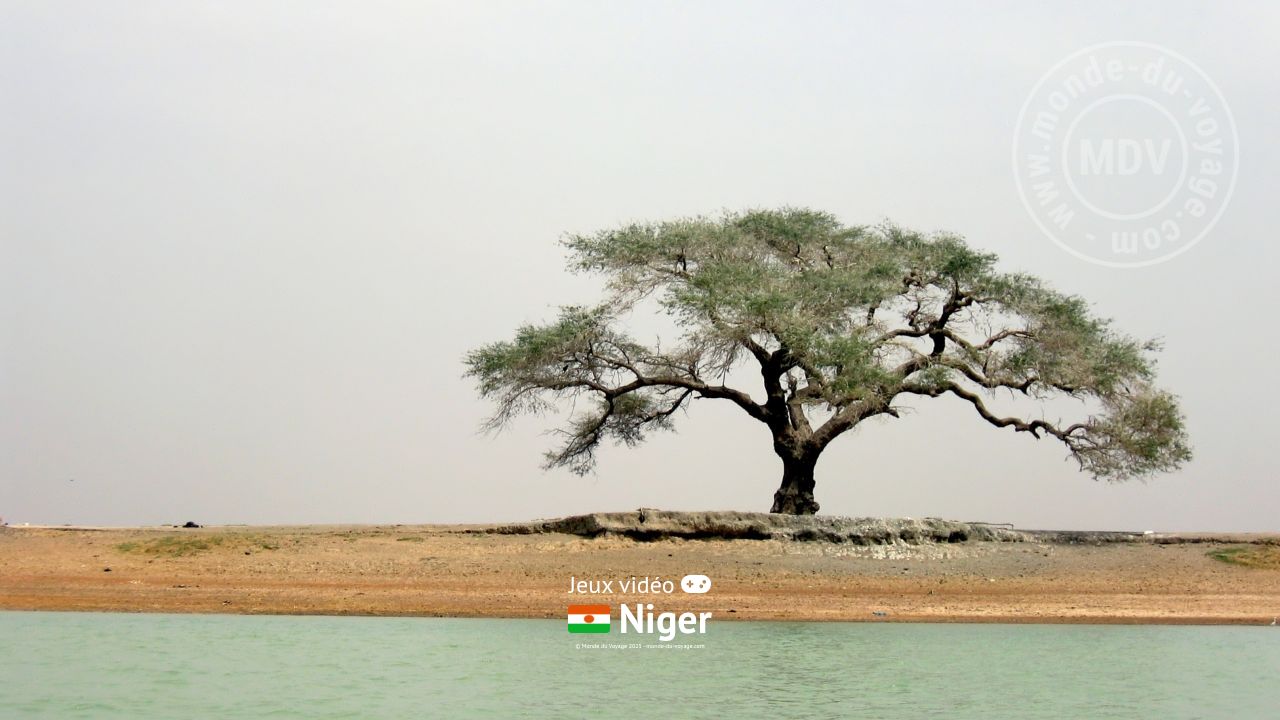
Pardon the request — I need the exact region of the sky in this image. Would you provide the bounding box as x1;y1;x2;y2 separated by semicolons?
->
3;1;1278;530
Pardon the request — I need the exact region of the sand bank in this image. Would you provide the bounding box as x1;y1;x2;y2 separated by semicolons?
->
1;522;1277;624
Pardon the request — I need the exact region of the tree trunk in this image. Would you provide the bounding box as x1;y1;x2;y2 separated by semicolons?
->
770;453;820;515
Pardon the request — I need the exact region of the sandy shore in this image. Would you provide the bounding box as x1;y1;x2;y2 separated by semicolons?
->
2;524;1278;624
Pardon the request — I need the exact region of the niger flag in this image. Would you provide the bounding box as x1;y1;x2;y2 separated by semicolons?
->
567;605;610;633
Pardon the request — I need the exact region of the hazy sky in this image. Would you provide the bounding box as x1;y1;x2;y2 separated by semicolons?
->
3;1;1278;530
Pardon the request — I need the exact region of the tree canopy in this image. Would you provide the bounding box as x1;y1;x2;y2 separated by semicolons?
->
465;208;1191;514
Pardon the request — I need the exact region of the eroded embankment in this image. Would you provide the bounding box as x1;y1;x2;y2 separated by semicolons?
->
487;510;1279;547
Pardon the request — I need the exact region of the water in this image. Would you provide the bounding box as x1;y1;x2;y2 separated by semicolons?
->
2;612;1277;719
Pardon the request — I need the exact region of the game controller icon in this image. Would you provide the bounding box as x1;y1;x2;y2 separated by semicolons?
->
680;574;712;594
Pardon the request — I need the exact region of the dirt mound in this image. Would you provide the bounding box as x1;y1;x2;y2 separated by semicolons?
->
486;509;1030;544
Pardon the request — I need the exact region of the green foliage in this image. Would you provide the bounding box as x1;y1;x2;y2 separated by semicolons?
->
543;392;684;475
114;534;282;557
1074;387;1192;479
1207;545;1280;569
115;535;226;557
467;208;1191;484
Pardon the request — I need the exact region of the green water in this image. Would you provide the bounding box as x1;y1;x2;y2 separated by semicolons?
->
2;612;1277;718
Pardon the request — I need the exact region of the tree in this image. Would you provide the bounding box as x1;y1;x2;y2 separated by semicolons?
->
465;209;1191;514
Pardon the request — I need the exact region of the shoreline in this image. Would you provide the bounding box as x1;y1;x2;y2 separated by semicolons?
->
3;524;1278;625
2;606;1274;626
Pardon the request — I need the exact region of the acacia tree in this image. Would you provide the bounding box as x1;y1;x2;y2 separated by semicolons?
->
466;209;1190;514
